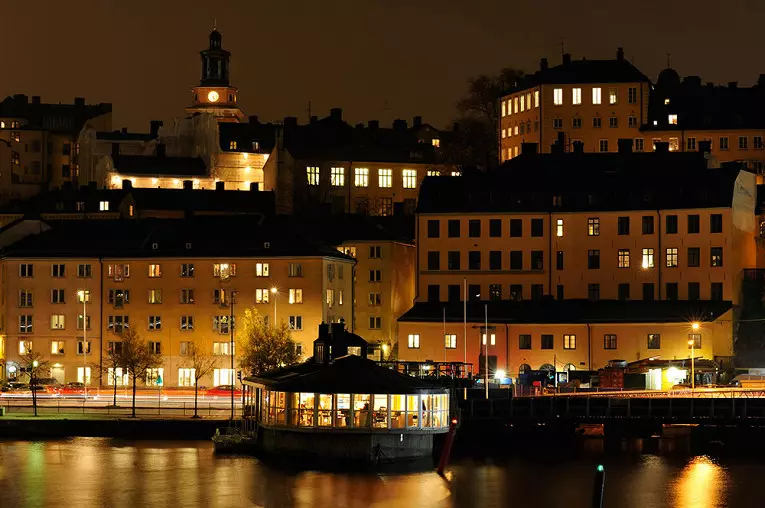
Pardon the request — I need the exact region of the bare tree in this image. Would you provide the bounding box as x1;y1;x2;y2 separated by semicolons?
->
97;345;123;407
181;342;218;418
238;308;300;376
119;328;162;417
18;351;50;417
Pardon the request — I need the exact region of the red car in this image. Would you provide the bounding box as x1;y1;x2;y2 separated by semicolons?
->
205;385;242;398
59;382;88;397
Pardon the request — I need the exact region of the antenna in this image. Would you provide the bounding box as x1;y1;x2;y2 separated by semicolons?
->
213;18;217;30
307;100;312;120
666;52;672;68
560;39;565;57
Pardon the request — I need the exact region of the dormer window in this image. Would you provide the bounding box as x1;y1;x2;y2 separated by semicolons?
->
229;141;237;150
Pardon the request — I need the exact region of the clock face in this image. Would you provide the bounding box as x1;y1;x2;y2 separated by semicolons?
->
207;91;220;103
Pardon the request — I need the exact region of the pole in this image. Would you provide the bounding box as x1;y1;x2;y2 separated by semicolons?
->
83;295;87;400
463;278;467;366
691;341;695;390
591;464;605;508
443;307;446;364
484;304;489;400
230;291;236;420
273;292;277;326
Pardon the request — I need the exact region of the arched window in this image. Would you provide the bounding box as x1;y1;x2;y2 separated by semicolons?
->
539;363;555;372
518;363;531;375
564;363;576;372
760;220;765;238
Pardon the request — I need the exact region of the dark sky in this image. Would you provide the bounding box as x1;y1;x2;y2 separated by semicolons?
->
3;0;764;132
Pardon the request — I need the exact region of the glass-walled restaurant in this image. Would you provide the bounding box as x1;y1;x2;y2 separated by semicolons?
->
244;388;449;431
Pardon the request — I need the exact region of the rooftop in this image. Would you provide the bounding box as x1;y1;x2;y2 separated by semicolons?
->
113;154;208;177
0;95;112;133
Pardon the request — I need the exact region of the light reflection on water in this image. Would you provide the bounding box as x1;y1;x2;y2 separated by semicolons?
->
0;439;755;507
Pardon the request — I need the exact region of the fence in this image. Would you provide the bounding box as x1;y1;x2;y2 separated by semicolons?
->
0;398;241;418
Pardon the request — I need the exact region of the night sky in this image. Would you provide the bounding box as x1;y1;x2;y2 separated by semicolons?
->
3;0;764;132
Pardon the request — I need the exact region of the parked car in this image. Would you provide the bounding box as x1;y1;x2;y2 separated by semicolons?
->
0;382;30;395
31;378;61;395
205;385;242;398
59;382;87;396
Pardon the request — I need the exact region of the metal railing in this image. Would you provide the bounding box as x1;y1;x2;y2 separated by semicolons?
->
0;398;241;418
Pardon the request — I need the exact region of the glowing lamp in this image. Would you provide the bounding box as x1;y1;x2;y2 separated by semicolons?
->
32;360;39;368
244;166;251;174
494;369;506;379
242;153;249;160
270;287;277;294
691;322;700;331
451;417;458;425
597;465;604;473
688;339;695;346
151;178;158;185
172;179;180;186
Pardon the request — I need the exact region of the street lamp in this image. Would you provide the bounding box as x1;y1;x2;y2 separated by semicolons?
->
689;322;700;390
271;287;278;326
229;289;238;420
77;290;88;399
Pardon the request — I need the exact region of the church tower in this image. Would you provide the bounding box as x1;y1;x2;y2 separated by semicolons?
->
186;28;245;123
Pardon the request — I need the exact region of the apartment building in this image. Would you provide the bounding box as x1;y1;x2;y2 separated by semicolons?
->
0;217;353;387
499;48;650;161
398;145;756;377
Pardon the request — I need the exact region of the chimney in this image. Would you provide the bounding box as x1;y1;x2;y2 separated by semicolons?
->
393;119;407;130
248;115;259;124
121;127;128;134
330;108;343;121
330;321;344;339
31;96;41;105
413;116;423;128
698;140;712;154
121;179;132;190
250;182;259;191
310;116;318;124
616;47;624;61
654;141;670;153
728;81;738;89
156;143;166;157
617;138;633;153
540;57;548;71
111;142;120;161
13;94;28;104
562;53;571;65
368;120;379;129
283;116;298;127
572;140;585;154
521;142;538;156
149;120;163;137
215;181;225;191
183;180;193;190
74;97;85;107
319;322;330;341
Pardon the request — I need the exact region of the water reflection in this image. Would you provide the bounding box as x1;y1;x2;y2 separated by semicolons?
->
672;456;728;508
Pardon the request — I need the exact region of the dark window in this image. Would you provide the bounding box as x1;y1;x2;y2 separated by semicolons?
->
618;283;630;301
531;284;544;300
63;143;71;156
687;247;700;267
469;220;481;238
448;220;460;237
489;251;502;270
510;219;523;237
541;334;554;349
427;251;440;270
688;282;700;301
447;251;460;270
710;214;723;233
469;251;481;270
510;251;523;270
642;216;654;234
62;164;71;178
531;251;544;270
617;216;630;235
489;219;501;237
519;334;532;350
588;283;600;301
604;334;617;350
688;214;700;234
530;218;544;237
556;251;564;270
489;284;502;301
468;284;481;301
556;285;564;300
710;247;723;267
666;283;678;301
427;220;440;238
588;250;600;269
711;282;723;301
448;285;461;302
427;285;440;302
509;284;523;301
666;215;678;234
642;283;655;301
647;334;661;349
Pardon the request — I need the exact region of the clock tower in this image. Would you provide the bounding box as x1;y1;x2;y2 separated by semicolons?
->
186;28;245;123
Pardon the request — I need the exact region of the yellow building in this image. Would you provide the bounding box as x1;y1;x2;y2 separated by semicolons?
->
0;218;353;387
499;49;650;161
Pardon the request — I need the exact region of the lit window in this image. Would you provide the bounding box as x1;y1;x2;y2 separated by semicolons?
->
229;141;237;150
78;367;92;384
592;87;602;105
553;88;563;105
289;316;303;330
669;137;679;151
501;101;507;117
514;97;518;113
148;264;162;278
451;171;461;177
618;249;630;268
520;95;525;112
432;138;440;148
608;88;618;105
255;262;269;277
628;87;637;104
306;166;320;186
354;168;369;187
402;169;417;189
445;334;457;349
178;368;195;387
666;248;678;267
564;334;576;349
408;334;420;348
50;316;65;330
289;289;303;304
18;340;32;355
148;289;162;304
664;98;670;105
255;289;270;304
642;248;655;268
326;289;334;307
501;129;506;139
330;167;345;187
99;201;109;211
668;114;678;125
572;88;582;105
213;341;233;355
481;333;496;346
739;136;749;150
181;316;194;330
378;169;392;188
213;263;236;280
556;219;564;237
534;90;540;108
635;138;644;152
588;218;600;236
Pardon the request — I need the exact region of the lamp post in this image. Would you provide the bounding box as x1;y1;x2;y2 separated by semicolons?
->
229;290;238;421
271;287;278;326
689;322;700;390
77;290;88;400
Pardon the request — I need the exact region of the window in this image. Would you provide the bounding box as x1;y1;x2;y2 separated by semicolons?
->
51;289;65;304
588;250;600;269
369;292;382;306
530;218;544;237
108;316;129;333
213;316;231;335
369;317;382;329
617;216;630;235
510;251;523;270
666;215;678;234
635;138;644;151
720;136;729;150
553;88;563;105
468;251;481;270
50;315;65;330
180;289;194;304
354;168;369;187
530;251;543;270
588;283;600;301
378;169;392;188
289;316;303;330
642;216;654;235
289;289;303;304
666;283;679;300
485;250;501;271
181;263;195;277
563;334;576;350
213;341;233;355
608;88;618;104
77;264;92;278
469;284;481;301
77;290;91;304
754;136;764;150
369;269;381;282
556;219;564;237
519;334;532;350
628;87;637;104
592;87;602;104
618;249;630;268
541;334;553;350
108;289;130;307
688;247;700;267
481;333;496;346
601;334;617;350
178;368;195;387
618;283;630;300
181;316;194;330
593;117;602;128
77;314;91;330
330;167;345;187
609;117;618;128
555;251;564;271
402;169;417;189
572;117;582;129
534;90;540;107
665;248;678;268
255;288;270;304
77;341;92;355
18;340;32;355
599;140;609;152
688;214;700;234
51;264;65;278
444;252;460;271
509;218;523;237
686;137;696;151
509;284;523;301
229;141;237;150
19;315;33;333
20;264;34;278
710;247;723;267
426;251;441;271
468;219;481;238
427;220;441;239
647;334;661;349
688;282;700;301
483;219;500;239
288;263;303;277
148;341;161;354
711;282;723;301
568;87;581;105
710;214;723;233
306;166;320;186
553;118;563;129
687;333;702;349
445;334;457;349
588;218;600;236
642;283;655;301
213;263;236;279
148;289;162;304
489;284;502;301
148;316;162;331
408;334;420;348
179;342;191;356
641;248;654;269
427;285;440;302
448;219;460;238
19;290;33;308
739;136;748;150
99;201;109;211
